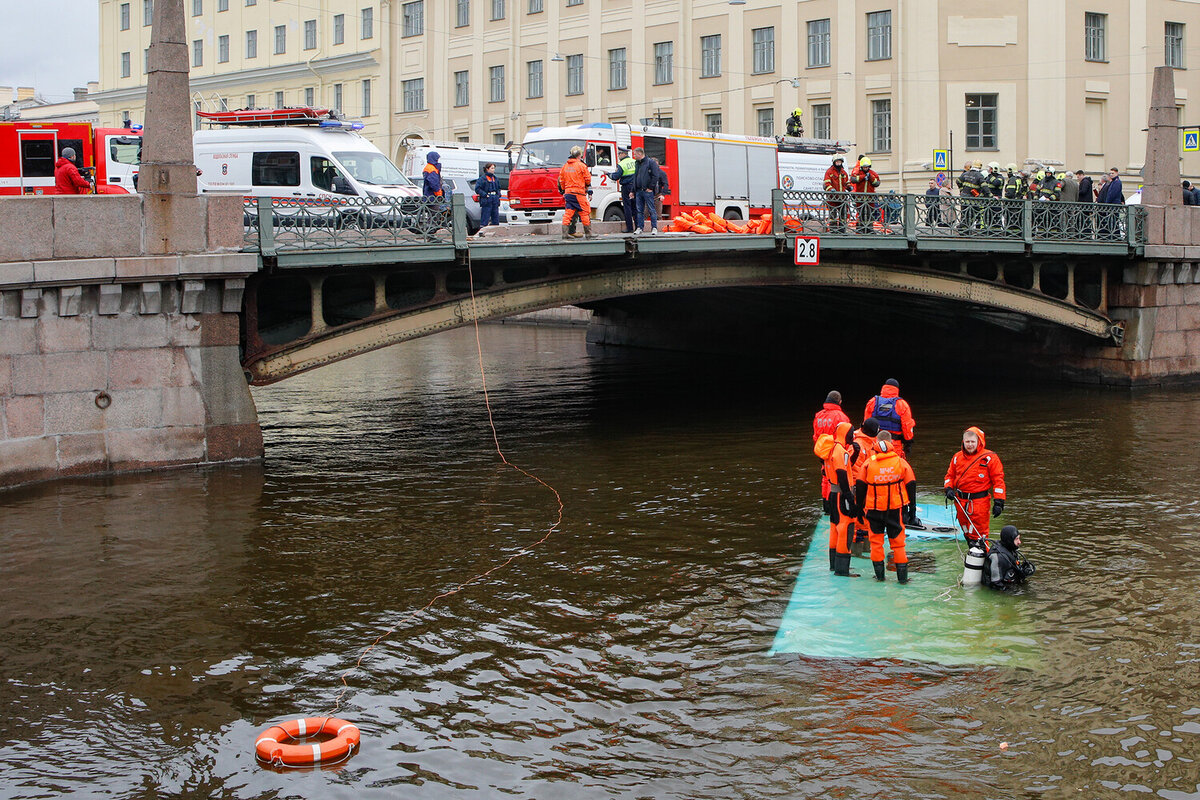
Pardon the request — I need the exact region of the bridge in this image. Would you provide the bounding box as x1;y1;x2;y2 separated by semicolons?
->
239;190;1144;384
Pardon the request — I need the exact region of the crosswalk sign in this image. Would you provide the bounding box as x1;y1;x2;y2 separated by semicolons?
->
933;149;949;171
1185;129;1200;152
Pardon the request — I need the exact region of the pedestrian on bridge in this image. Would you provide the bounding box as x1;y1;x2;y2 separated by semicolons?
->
632;146;669;235
558;146;593;239
823;156;850;233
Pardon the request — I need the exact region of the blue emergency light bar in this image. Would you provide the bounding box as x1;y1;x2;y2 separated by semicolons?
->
318;120;366;130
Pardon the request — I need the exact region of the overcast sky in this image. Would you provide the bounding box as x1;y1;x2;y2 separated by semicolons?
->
0;0;99;104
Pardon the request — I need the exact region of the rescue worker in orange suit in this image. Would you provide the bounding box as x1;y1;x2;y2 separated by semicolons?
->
815;421;858;577
849;156;881;233
823;155;851;234
943;426;1006;545
855;430;917;583
55;147;91;194
558;145;594;240
863;378;916;459
850;418;879;557
812;390;851;512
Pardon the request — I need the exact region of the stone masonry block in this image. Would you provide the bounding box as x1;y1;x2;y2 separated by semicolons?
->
58;285;83;317
1177;263;1193;284
115;256;181;281
161;385;207;427
20;289;41;318
98;284;123;315
1161;284;1186;305
1158;263;1176;284
33;258;116;285
205;193;249;251
0;262;34;287
142;194;207;255
1155;305;1179;333
91;313;169;349
198;312;239;347
52;195;143;259
0;290;19;318
0;355;10;397
205;421;264;462
104;388;164;430
166;313;202;347
181;279;206;314
37;315;92;353
1165;205;1193;245
140;282;163;315
12;351;107;395
1187;331;1200;357
109;347;194;389
1151;330;1188;359
1184;284;1200;303
42;391;105;435
105;426;206;469
0;318;37;355
1144;205;1167;245
179;253;258;276
5;394;44;438
55;432;107;475
0;437;58;487
222;278;245;313
1180;304;1200;332
0;197;54;262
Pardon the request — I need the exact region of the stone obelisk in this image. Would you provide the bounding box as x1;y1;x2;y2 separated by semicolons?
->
1142;66;1180;208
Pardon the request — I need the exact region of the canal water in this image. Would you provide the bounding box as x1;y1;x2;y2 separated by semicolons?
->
2;324;1199;798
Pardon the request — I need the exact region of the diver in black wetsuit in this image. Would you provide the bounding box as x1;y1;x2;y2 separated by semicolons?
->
981;525;1035;590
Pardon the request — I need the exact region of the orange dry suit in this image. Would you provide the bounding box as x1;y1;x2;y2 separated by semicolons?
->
815;422;856;573
863;383;915;457
855;444;916;582
558;157;592;226
943;425;1006;542
850;427;877;544
813;401;850;502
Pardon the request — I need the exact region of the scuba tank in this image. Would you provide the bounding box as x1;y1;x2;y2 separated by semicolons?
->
963;544;986;586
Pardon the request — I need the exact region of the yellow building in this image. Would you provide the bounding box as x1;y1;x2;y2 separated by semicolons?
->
96;1;1200;189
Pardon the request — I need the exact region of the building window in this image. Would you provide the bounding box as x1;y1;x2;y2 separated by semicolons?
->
609;48;626;90
361;7;374;38
402;1;424;37
454;70;470;106
965;93;997;149
757;107;774;137
143;49;149;73
120;3;130;30
705;113;722;133
362;80;372;115
1085;12;1106;62
304;20;316;50
333;14;344;44
274;25;286;54
527;60;543;98
752;27;775;74
491;0;504;20
245;0;255;5
192;0;201;15
246;93;255;108
867;11;892;60
275;90;284;108
489;65;505;102
121;51;131;78
1166;22;1185;68
494;132;506;146
654;41;673;85
811;103;831;139
700;34;721;78
566;54;584;95
871;98;891;151
304;87;314;106
192;39;202;67
402;78;424;112
218;0;227;10
456;0;469;27
566;0;581;6
807;19;830;67
334;83;343;111
528;0;542;11
194;100;202;131
218;34;229;62
245;29;257;58
144;0;152;26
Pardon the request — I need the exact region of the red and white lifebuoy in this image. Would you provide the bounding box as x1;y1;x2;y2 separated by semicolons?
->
254;717;360;767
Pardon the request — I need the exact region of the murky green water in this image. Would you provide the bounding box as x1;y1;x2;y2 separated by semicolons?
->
2;324;1199;798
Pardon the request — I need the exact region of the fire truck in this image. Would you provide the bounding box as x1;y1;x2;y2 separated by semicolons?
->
506;122;848;224
0;121;142;195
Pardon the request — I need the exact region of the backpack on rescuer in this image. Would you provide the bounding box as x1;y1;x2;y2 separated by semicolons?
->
873;395;902;433
813;433;837;461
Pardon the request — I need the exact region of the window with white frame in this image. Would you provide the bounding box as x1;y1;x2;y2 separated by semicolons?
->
218;34;229;62
305;87;314;106
402;1;424;36
192;39;202;66
489;65;505;102
120;3;130;30
965;93;997;149
567;54;584;95
808;19;830;67
528;0;542;10
362;80;372;115
402;78;424;112
757;107;774;137
361;7;374;38
334;83;343;111
1166;21;1185;68
456;0;469;27
304;20;316;50
274;25;286;54
527;60;543;98
701;34;721;78
491;0;504;20
274;90;284;108
218;0;227;10
1085;12;1106;62
867;11;892;60
609;48;626;90
752;27;775;73
654;41;673;84
334;14;344;44
245;29;257;58
192;0;201;15
143;0;152;26
705;113;722;133
871;98;891;151
143;49;149;73
454;70;469;106
246;93;255;108
121;51;131;78
812;103;830;139
494;133;506;146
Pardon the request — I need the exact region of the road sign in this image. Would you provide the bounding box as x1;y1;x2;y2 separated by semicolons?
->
933;149;949;171
794;236;820;266
1185;129;1200;152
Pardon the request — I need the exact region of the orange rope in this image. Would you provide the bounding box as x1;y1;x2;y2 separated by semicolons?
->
329;252;564;713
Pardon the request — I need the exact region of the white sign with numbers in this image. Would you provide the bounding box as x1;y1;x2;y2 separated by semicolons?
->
794;236;820;265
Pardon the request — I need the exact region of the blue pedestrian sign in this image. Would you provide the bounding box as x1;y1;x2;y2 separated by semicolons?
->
1184;129;1200;152
933;149;949;171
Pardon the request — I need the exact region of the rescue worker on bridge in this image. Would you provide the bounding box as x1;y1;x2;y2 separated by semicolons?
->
786;108;804;137
1034;169;1063;233
849;156;880;233
813;390;851;512
1002;163;1025;233
983;162;1005;230
609;147;638;234
55;147;91;195
855;431;916;583
850;418;879;557
956;160;985;232
421;152;444;199
981;525;1035;590
823;155;851;234
943;426;1006;545
815;421;858;577
558;145;594;240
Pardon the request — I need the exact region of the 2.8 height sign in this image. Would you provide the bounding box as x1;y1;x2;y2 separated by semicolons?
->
794;236;820;265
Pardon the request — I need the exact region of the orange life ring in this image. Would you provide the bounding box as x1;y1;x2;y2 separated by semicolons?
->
254;717;360;767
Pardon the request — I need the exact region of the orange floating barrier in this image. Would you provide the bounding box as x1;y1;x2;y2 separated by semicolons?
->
255;717;360;768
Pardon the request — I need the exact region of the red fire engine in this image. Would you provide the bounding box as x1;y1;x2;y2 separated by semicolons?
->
0;121;143;195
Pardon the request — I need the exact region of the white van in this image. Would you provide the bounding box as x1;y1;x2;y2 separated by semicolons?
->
400;140;515;192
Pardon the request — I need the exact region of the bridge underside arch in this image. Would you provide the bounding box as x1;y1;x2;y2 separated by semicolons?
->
242;254;1121;385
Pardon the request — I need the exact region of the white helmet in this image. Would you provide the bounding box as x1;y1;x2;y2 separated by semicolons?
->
988;161;1001;170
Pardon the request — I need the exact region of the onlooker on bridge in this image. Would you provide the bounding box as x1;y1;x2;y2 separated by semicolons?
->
476;163;502;229
1182;180;1200;205
924;179;943;228
1075;170;1094;202
1096;167;1124;237
55;147;91;195
631;146;669;235
823;155;851;233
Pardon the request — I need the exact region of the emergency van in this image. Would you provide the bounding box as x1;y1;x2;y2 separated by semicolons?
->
506;122;846;224
400;140;514;191
193;108;420;203
0;121;142;195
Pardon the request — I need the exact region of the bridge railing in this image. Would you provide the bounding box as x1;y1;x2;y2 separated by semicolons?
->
243;194;466;255
775;190;1146;245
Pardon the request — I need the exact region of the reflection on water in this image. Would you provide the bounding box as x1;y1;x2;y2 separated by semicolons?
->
2;324;1200;798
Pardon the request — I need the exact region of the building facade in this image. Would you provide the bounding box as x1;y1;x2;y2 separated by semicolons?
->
96;0;1200;191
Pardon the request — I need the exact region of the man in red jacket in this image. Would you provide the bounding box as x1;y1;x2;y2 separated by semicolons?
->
823;155;851;233
849;156;880;233
55;147;91;194
944;426;1006;544
812;390;850;509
